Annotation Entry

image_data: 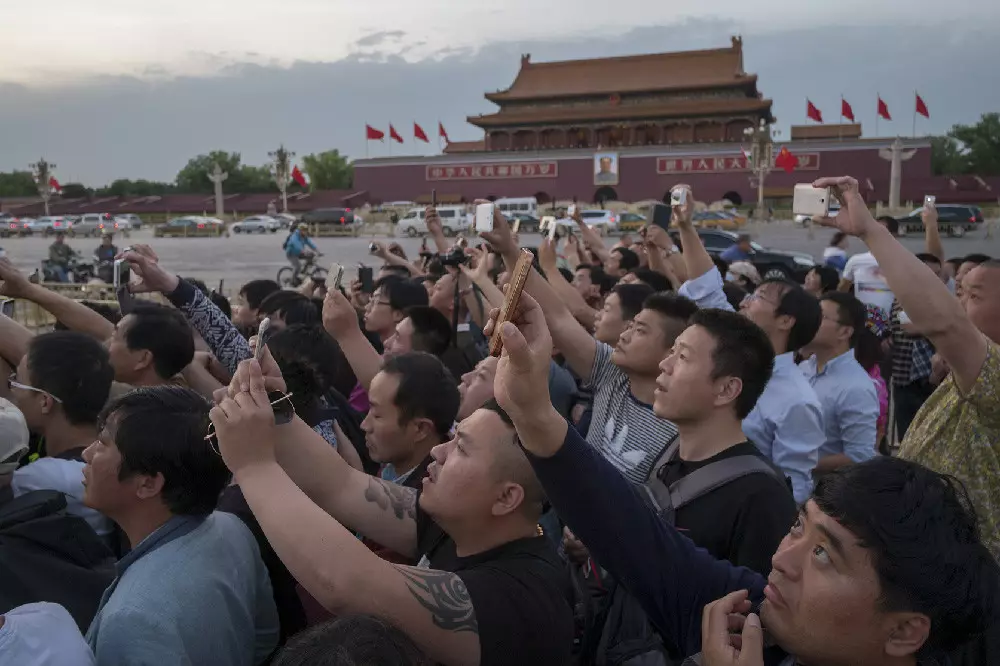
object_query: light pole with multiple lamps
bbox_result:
[269,145,294,214]
[30,158,56,216]
[743,120,780,222]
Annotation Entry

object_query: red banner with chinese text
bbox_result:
[656,154,820,174]
[426,162,559,181]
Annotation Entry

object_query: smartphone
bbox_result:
[332,264,345,291]
[112,259,130,290]
[669,188,688,207]
[924,195,936,206]
[792,184,832,218]
[475,203,495,233]
[113,260,135,315]
[255,317,273,362]
[431,189,437,207]
[511,218,521,234]
[0,298,14,319]
[567,204,576,217]
[898,310,912,325]
[547,219,558,241]
[358,265,374,293]
[652,203,672,230]
[369,242,379,255]
[489,249,534,357]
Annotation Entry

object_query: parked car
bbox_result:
[232,215,281,233]
[507,213,541,234]
[579,209,619,234]
[398,206,469,237]
[0,215,33,237]
[299,208,356,227]
[897,204,984,238]
[27,216,71,235]
[271,213,297,228]
[617,212,647,233]
[115,214,143,230]
[154,216,226,238]
[68,213,120,237]
[671,228,816,281]
[693,211,744,231]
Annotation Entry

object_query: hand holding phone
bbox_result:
[792,184,832,218]
[652,203,671,231]
[113,259,135,314]
[475,203,495,233]
[488,249,533,357]
[255,318,273,362]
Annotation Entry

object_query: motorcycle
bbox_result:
[40,254,97,284]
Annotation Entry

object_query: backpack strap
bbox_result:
[640,437,680,515]
[669,455,780,513]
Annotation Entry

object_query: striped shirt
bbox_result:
[584,342,679,484]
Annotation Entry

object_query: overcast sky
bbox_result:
[2,1,998,185]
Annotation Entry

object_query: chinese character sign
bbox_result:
[426,162,559,181]
[656,153,821,174]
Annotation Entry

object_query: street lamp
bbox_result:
[30,158,57,216]
[743,120,780,222]
[269,145,295,213]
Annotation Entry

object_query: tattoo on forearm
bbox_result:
[364,478,417,521]
[396,567,479,634]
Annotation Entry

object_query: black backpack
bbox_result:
[572,440,781,666]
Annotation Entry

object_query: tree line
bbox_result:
[0,149,354,199]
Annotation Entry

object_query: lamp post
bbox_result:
[743,120,780,222]
[30,158,56,216]
[269,145,294,214]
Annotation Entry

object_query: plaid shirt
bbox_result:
[891,301,934,385]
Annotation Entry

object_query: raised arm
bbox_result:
[922,204,945,263]
[0,259,114,342]
[424,206,452,255]
[479,208,597,378]
[212,368,481,666]
[815,176,988,394]
[0,314,33,365]
[536,239,599,328]
[321,288,383,393]
[672,186,715,282]
[486,291,764,656]
[572,214,612,266]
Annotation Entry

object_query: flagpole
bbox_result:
[912,91,917,138]
[365,127,369,159]
[839,95,844,142]
[875,94,879,138]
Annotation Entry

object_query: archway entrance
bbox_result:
[721,191,743,206]
[533,191,552,205]
[594,187,618,205]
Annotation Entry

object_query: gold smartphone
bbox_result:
[489,249,533,357]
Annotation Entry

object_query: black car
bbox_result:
[507,213,541,233]
[299,207,356,226]
[671,229,816,281]
[897,204,984,238]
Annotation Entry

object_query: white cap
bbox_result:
[0,398,30,474]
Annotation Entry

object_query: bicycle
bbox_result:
[277,252,326,288]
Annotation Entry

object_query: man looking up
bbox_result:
[674,187,824,502]
[799,292,879,475]
[489,287,999,666]
[364,276,429,344]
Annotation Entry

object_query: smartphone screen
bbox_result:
[358,266,374,293]
[652,203,671,230]
[0,298,14,319]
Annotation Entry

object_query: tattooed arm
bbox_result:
[235,461,482,666]
[272,414,418,558]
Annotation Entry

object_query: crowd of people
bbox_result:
[0,175,997,666]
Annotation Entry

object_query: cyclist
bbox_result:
[283,223,319,286]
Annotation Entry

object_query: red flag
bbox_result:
[806,99,823,123]
[877,97,891,121]
[48,177,62,192]
[774,147,799,174]
[291,166,307,188]
[841,98,855,123]
[389,124,404,144]
[414,123,429,143]
[438,122,450,143]
[915,94,929,119]
[366,124,385,141]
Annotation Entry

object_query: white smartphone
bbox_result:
[255,317,272,362]
[475,203,495,233]
[547,219,558,241]
[924,195,936,206]
[511,218,521,234]
[567,204,576,217]
[112,259,129,290]
[792,184,832,218]
[670,188,688,206]
[331,264,344,290]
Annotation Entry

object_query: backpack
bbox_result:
[572,439,781,666]
[281,232,293,252]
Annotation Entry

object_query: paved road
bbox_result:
[2,223,996,294]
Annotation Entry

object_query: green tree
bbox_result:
[930,136,967,175]
[175,151,244,193]
[949,112,1000,176]
[0,171,38,197]
[301,150,354,190]
[59,183,92,199]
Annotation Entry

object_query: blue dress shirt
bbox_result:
[799,351,879,463]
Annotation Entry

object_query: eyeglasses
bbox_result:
[7,373,63,403]
[204,392,295,456]
[740,291,780,308]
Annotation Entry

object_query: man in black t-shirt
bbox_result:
[212,357,573,666]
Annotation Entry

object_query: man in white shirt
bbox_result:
[839,216,899,319]
[0,602,94,666]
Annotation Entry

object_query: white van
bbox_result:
[495,197,538,218]
[398,205,470,237]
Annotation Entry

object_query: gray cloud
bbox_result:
[1,18,998,186]
[354,30,407,48]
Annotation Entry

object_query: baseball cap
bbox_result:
[0,398,30,474]
[726,261,762,286]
